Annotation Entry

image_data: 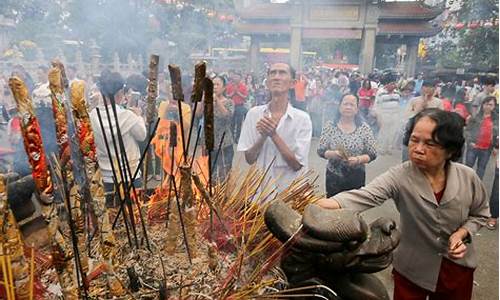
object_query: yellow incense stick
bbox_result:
[30,246,35,300]
[7,255,14,300]
[1,255,11,300]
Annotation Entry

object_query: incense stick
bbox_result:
[96,107,133,246]
[1,252,11,300]
[111,118,160,230]
[29,245,34,300]
[102,95,139,248]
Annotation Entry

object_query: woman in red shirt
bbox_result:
[453,88,470,123]
[465,96,498,179]
[357,79,375,117]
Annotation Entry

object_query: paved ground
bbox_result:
[232,137,498,300]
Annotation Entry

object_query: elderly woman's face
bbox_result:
[408,117,450,171]
[339,95,358,118]
[213,77,225,96]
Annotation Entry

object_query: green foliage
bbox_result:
[427,0,499,71]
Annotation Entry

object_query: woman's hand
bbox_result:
[347,156,361,166]
[325,150,342,160]
[315,198,341,209]
[448,228,469,260]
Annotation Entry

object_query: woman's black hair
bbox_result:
[332,93,363,127]
[361,79,371,90]
[99,69,125,97]
[125,73,148,96]
[475,95,497,119]
[403,108,465,162]
[453,88,466,106]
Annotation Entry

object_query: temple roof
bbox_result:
[378,2,444,20]
[234,22,290,34]
[377,21,442,37]
[234,1,444,38]
[237,3,291,20]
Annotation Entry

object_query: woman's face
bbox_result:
[213,77,225,96]
[408,117,450,171]
[482,99,496,114]
[339,95,358,118]
[362,80,370,89]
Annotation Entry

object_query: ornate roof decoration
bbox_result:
[378,2,444,20]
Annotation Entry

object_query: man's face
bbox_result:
[231,73,241,84]
[486,84,496,94]
[266,63,295,95]
[421,85,435,97]
[385,82,396,92]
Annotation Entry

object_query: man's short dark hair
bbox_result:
[403,108,465,162]
[421,80,436,87]
[267,62,296,79]
[483,77,497,86]
[379,70,397,85]
[125,74,148,96]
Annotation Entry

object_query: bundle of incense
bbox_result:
[55,62,98,246]
[47,219,79,300]
[203,77,214,152]
[0,175,30,300]
[48,67,71,165]
[145,54,160,128]
[203,77,215,207]
[186,61,206,153]
[8,77,52,195]
[179,163,197,258]
[168,64,184,102]
[70,80,97,164]
[168,64,187,157]
[48,156,87,299]
[190,62,206,103]
[143,54,160,193]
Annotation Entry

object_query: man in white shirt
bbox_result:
[237,63,312,196]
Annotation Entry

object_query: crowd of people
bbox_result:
[0,61,497,300]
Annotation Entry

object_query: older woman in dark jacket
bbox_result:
[465,96,498,179]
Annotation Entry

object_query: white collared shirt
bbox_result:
[237,103,312,196]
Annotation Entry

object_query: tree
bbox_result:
[1,0,237,68]
[427,0,498,71]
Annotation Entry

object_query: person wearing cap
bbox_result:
[374,71,401,155]
[414,73,424,95]
[402,80,444,161]
[406,80,444,119]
